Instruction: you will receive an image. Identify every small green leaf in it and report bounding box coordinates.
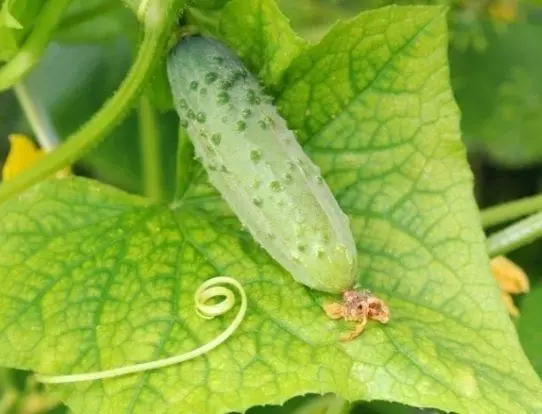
[218,0,306,86]
[0,0,43,61]
[518,285,542,377]
[0,33,17,63]
[1,5,542,414]
[0,1,23,29]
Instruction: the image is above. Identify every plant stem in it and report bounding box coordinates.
[481,194,542,228]
[0,0,186,204]
[138,94,164,202]
[0,0,74,92]
[13,82,60,151]
[173,126,194,202]
[486,211,542,257]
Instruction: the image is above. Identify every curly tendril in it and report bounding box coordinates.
[34,277,246,384]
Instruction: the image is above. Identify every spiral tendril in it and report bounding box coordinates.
[35,277,246,384]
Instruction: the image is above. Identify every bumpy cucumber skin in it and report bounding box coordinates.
[167,36,357,294]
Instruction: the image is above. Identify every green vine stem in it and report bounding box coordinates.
[138,94,164,202]
[174,125,194,201]
[481,194,542,228]
[0,0,73,92]
[35,276,247,384]
[486,211,542,257]
[0,0,186,204]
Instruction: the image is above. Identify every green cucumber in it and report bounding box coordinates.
[167,36,357,294]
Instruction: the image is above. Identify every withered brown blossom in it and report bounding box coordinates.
[324,290,390,341]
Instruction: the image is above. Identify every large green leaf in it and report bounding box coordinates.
[450,21,542,167]
[0,5,541,414]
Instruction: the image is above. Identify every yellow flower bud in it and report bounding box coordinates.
[2,135,45,181]
[490,255,530,317]
[2,134,70,181]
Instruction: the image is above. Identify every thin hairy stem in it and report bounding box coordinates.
[13,82,60,151]
[174,126,194,201]
[138,94,164,201]
[481,194,542,228]
[486,211,542,257]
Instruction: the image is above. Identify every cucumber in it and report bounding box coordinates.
[167,36,357,294]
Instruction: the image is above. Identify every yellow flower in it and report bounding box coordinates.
[490,255,530,317]
[2,135,45,181]
[2,134,70,181]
